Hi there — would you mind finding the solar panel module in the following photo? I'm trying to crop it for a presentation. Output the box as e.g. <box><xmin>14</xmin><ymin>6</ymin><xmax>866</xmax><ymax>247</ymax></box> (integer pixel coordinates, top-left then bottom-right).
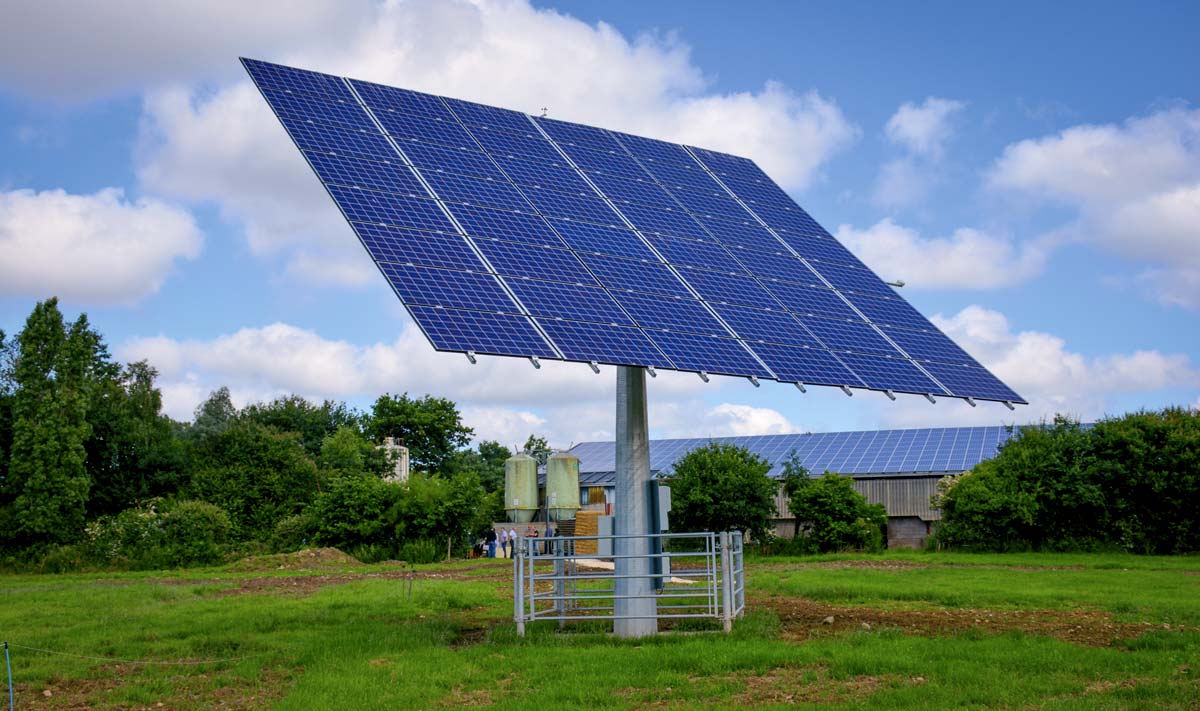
<box><xmin>242</xmin><ymin>58</ymin><xmax>1025</xmax><ymax>406</ymax></box>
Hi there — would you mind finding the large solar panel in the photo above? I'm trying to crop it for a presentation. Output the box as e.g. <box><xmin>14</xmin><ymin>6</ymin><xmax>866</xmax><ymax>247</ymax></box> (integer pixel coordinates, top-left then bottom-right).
<box><xmin>243</xmin><ymin>58</ymin><xmax>1024</xmax><ymax>404</ymax></box>
<box><xmin>569</xmin><ymin>425</ymin><xmax>1028</xmax><ymax>479</ymax></box>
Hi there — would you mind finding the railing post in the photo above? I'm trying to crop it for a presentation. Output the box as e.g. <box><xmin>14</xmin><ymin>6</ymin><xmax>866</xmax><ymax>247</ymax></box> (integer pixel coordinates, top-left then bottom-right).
<box><xmin>720</xmin><ymin>531</ymin><xmax>733</xmax><ymax>633</ymax></box>
<box><xmin>515</xmin><ymin>538</ymin><xmax>526</xmax><ymax>637</ymax></box>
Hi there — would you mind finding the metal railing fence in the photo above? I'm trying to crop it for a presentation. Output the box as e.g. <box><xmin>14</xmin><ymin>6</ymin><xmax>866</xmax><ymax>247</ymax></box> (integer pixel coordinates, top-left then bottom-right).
<box><xmin>514</xmin><ymin>531</ymin><xmax>744</xmax><ymax>635</ymax></box>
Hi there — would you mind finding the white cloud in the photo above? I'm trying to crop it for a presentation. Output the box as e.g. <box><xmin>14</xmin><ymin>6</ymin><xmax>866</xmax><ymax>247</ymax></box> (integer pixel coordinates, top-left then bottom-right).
<box><xmin>835</xmin><ymin>218</ymin><xmax>1049</xmax><ymax>289</ymax></box>
<box><xmin>988</xmin><ymin>107</ymin><xmax>1200</xmax><ymax>308</ymax></box>
<box><xmin>878</xmin><ymin>305</ymin><xmax>1200</xmax><ymax>427</ymax></box>
<box><xmin>885</xmin><ymin>97</ymin><xmax>965</xmax><ymax>159</ymax></box>
<box><xmin>874</xmin><ymin>97</ymin><xmax>965</xmax><ymax>207</ymax></box>
<box><xmin>0</xmin><ymin>188</ymin><xmax>202</xmax><ymax>304</ymax></box>
<box><xmin>136</xmin><ymin>0</ymin><xmax>856</xmax><ymax>285</ymax></box>
<box><xmin>0</xmin><ymin>0</ymin><xmax>372</xmax><ymax>101</ymax></box>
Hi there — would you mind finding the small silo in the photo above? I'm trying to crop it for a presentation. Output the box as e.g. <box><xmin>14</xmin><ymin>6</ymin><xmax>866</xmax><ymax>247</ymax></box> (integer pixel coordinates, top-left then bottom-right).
<box><xmin>504</xmin><ymin>453</ymin><xmax>538</xmax><ymax>523</ymax></box>
<box><xmin>545</xmin><ymin>451</ymin><xmax>581</xmax><ymax>521</ymax></box>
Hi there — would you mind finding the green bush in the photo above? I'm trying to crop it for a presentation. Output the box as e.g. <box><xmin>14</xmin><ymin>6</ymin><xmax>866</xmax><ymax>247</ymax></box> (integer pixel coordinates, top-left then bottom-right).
<box><xmin>667</xmin><ymin>442</ymin><xmax>778</xmax><ymax>540</ymax></box>
<box><xmin>84</xmin><ymin>499</ymin><xmax>232</xmax><ymax>569</ymax></box>
<box><xmin>349</xmin><ymin>542</ymin><xmax>395</xmax><ymax>564</ymax></box>
<box><xmin>398</xmin><ymin>538</ymin><xmax>443</xmax><ymax>564</ymax></box>
<box><xmin>787</xmin><ymin>472</ymin><xmax>887</xmax><ymax>553</ymax></box>
<box><xmin>272</xmin><ymin>513</ymin><xmax>315</xmax><ymax>552</ymax></box>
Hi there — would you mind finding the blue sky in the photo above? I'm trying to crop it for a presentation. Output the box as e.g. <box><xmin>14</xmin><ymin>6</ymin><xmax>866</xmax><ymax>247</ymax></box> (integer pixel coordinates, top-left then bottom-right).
<box><xmin>1</xmin><ymin>0</ymin><xmax>1197</xmax><ymax>448</ymax></box>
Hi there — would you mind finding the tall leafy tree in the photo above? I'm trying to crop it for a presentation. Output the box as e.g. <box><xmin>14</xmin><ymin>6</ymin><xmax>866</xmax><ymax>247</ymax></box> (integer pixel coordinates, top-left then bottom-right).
<box><xmin>242</xmin><ymin>395</ymin><xmax>360</xmax><ymax>458</ymax></box>
<box><xmin>444</xmin><ymin>440</ymin><xmax>510</xmax><ymax>493</ymax></box>
<box><xmin>188</xmin><ymin>386</ymin><xmax>237</xmax><ymax>441</ymax></box>
<box><xmin>365</xmin><ymin>393</ymin><xmax>472</xmax><ymax>473</ymax></box>
<box><xmin>667</xmin><ymin>442</ymin><xmax>778</xmax><ymax>540</ymax></box>
<box><xmin>0</xmin><ymin>299</ymin><xmax>93</xmax><ymax>548</ymax></box>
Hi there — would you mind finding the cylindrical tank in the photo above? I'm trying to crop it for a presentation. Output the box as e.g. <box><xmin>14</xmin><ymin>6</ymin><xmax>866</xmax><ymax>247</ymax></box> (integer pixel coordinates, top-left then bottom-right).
<box><xmin>545</xmin><ymin>451</ymin><xmax>581</xmax><ymax>521</ymax></box>
<box><xmin>504</xmin><ymin>453</ymin><xmax>538</xmax><ymax>523</ymax></box>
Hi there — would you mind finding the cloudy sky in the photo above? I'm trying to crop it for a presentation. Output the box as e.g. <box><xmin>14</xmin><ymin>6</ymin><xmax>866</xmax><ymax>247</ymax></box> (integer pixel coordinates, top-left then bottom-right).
<box><xmin>1</xmin><ymin>0</ymin><xmax>1197</xmax><ymax>448</ymax></box>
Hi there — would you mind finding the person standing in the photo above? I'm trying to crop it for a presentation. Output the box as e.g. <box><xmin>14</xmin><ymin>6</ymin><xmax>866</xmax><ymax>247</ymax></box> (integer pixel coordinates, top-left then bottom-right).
<box><xmin>499</xmin><ymin>527</ymin><xmax>510</xmax><ymax>558</ymax></box>
<box><xmin>508</xmin><ymin>527</ymin><xmax>518</xmax><ymax>558</ymax></box>
<box><xmin>485</xmin><ymin>527</ymin><xmax>498</xmax><ymax>558</ymax></box>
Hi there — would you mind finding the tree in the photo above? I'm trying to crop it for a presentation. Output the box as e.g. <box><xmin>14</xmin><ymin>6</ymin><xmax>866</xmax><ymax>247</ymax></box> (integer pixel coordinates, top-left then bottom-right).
<box><xmin>187</xmin><ymin>420</ymin><xmax>320</xmax><ymax>539</ymax></box>
<box><xmin>242</xmin><ymin>395</ymin><xmax>360</xmax><ymax>458</ymax></box>
<box><xmin>666</xmin><ymin>442</ymin><xmax>777</xmax><ymax>540</ymax></box>
<box><xmin>779</xmin><ymin>452</ymin><xmax>811</xmax><ymax>538</ymax></box>
<box><xmin>0</xmin><ymin>299</ymin><xmax>93</xmax><ymax>549</ymax></box>
<box><xmin>0</xmin><ymin>330</ymin><xmax>15</xmax><ymax>504</ymax></box>
<box><xmin>787</xmin><ymin>472</ymin><xmax>887</xmax><ymax>553</ymax></box>
<box><xmin>523</xmin><ymin>434</ymin><xmax>551</xmax><ymax>465</ymax></box>
<box><xmin>444</xmin><ymin>440</ymin><xmax>510</xmax><ymax>493</ymax></box>
<box><xmin>318</xmin><ymin>425</ymin><xmax>391</xmax><ymax>478</ymax></box>
<box><xmin>189</xmin><ymin>387</ymin><xmax>237</xmax><ymax>441</ymax></box>
<box><xmin>365</xmin><ymin>393</ymin><xmax>472</xmax><ymax>473</ymax></box>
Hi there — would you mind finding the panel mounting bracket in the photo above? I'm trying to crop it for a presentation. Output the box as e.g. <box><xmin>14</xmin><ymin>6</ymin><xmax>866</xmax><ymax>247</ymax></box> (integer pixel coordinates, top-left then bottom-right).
<box><xmin>698</xmin><ymin>371</ymin><xmax>710</xmax><ymax>383</ymax></box>
<box><xmin>794</xmin><ymin>382</ymin><xmax>807</xmax><ymax>393</ymax></box>
<box><xmin>465</xmin><ymin>351</ymin><xmax>477</xmax><ymax>365</ymax></box>
<box><xmin>646</xmin><ymin>365</ymin><xmax>657</xmax><ymax>378</ymax></box>
<box><xmin>883</xmin><ymin>390</ymin><xmax>896</xmax><ymax>401</ymax></box>
<box><xmin>840</xmin><ymin>385</ymin><xmax>853</xmax><ymax>397</ymax></box>
<box><xmin>924</xmin><ymin>393</ymin><xmax>937</xmax><ymax>404</ymax></box>
<box><xmin>1003</xmin><ymin>400</ymin><xmax>1015</xmax><ymax>411</ymax></box>
<box><xmin>748</xmin><ymin>376</ymin><xmax>760</xmax><ymax>387</ymax></box>
<box><xmin>529</xmin><ymin>356</ymin><xmax>541</xmax><ymax>370</ymax></box>
<box><xmin>588</xmin><ymin>361</ymin><xmax>600</xmax><ymax>374</ymax></box>
<box><xmin>965</xmin><ymin>397</ymin><xmax>977</xmax><ymax>408</ymax></box>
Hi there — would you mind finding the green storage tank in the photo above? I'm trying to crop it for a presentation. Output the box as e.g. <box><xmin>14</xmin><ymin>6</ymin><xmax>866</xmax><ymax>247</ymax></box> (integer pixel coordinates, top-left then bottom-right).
<box><xmin>504</xmin><ymin>453</ymin><xmax>538</xmax><ymax>523</ymax></box>
<box><xmin>546</xmin><ymin>451</ymin><xmax>581</xmax><ymax>521</ymax></box>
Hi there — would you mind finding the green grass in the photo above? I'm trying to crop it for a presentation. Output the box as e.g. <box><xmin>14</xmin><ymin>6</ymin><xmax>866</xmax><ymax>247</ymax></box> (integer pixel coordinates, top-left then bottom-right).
<box><xmin>1</xmin><ymin>552</ymin><xmax>1197</xmax><ymax>709</ymax></box>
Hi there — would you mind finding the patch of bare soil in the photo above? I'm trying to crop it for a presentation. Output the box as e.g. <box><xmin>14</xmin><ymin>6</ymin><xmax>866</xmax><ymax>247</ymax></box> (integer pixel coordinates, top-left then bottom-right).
<box><xmin>225</xmin><ymin>547</ymin><xmax>362</xmax><ymax>572</ymax></box>
<box><xmin>615</xmin><ymin>665</ymin><xmax>921</xmax><ymax>708</ymax></box>
<box><xmin>755</xmin><ymin>595</ymin><xmax>1191</xmax><ymax>647</ymax></box>
<box><xmin>16</xmin><ymin>666</ymin><xmax>294</xmax><ymax>710</ymax></box>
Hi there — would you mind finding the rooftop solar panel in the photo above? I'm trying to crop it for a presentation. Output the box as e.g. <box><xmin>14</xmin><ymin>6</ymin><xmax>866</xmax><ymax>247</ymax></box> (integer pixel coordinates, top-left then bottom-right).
<box><xmin>244</xmin><ymin>57</ymin><xmax>1025</xmax><ymax>404</ymax></box>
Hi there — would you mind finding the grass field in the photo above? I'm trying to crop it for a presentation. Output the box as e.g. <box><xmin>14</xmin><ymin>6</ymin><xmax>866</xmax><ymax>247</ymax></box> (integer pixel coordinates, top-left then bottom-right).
<box><xmin>1</xmin><ymin>550</ymin><xmax>1197</xmax><ymax>709</ymax></box>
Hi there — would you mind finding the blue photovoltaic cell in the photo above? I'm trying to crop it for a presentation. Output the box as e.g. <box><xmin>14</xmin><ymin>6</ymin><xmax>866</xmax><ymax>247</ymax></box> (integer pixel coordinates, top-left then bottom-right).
<box><xmin>614</xmin><ymin>132</ymin><xmax>695</xmax><ymax>165</ymax></box>
<box><xmin>350</xmin><ymin>79</ymin><xmax>454</xmax><ymax>119</ymax></box>
<box><xmin>306</xmin><ymin>151</ymin><xmax>427</xmax><ymax>197</ymax></box>
<box><xmin>748</xmin><ymin>342</ymin><xmax>863</xmax><ymax>386</ymax></box>
<box><xmin>837</xmin><ymin>352</ymin><xmax>944</xmax><ymax>394</ymax></box>
<box><xmin>278</xmin><ymin>118</ymin><xmax>396</xmax><ymax>162</ymax></box>
<box><xmin>326</xmin><ymin>185</ymin><xmax>457</xmax><ymax>233</ymax></box>
<box><xmin>399</xmin><ymin>142</ymin><xmax>504</xmax><ymax>180</ymax></box>
<box><xmin>446</xmin><ymin>204</ymin><xmax>564</xmax><ymax>247</ymax></box>
<box><xmin>611</xmin><ymin>291</ymin><xmax>728</xmax><ymax>336</ymax></box>
<box><xmin>246</xmin><ymin>59</ymin><xmax>1024</xmax><ymax>404</ymax></box>
<box><xmin>732</xmin><ymin>249</ymin><xmax>821</xmax><ymax>286</ymax></box>
<box><xmin>351</xmin><ymin>223</ymin><xmax>485</xmax><ymax>272</ymax></box>
<box><xmin>675</xmin><ymin>267</ymin><xmax>779</xmax><ymax>309</ymax></box>
<box><xmin>646</xmin><ymin>331</ymin><xmax>770</xmax><ymax>378</ymax></box>
<box><xmin>921</xmin><ymin>362</ymin><xmax>1021</xmax><ymax>402</ymax></box>
<box><xmin>807</xmin><ymin>261</ymin><xmax>895</xmax><ymax>296</ymax></box>
<box><xmin>245</xmin><ymin>59</ymin><xmax>352</xmax><ymax>101</ymax></box>
<box><xmin>671</xmin><ymin>189</ymin><xmax>749</xmax><ymax>221</ymax></box>
<box><xmin>765</xmin><ymin>282</ymin><xmax>859</xmax><ymax>319</ymax></box>
<box><xmin>615</xmin><ymin>202</ymin><xmax>709</xmax><ymax>240</ymax></box>
<box><xmin>445</xmin><ymin>97</ymin><xmax>533</xmax><ymax>133</ymax></box>
<box><xmin>798</xmin><ymin>316</ymin><xmax>904</xmax><ymax>357</ymax></box>
<box><xmin>547</xmin><ymin>220</ymin><xmax>657</xmax><ymax>260</ymax></box>
<box><xmin>422</xmin><ymin>171</ymin><xmax>530</xmax><ymax>211</ymax></box>
<box><xmin>468</xmin><ymin>126</ymin><xmax>560</xmax><ymax>162</ymax></box>
<box><xmin>408</xmin><ymin>306</ymin><xmax>556</xmax><ymax>357</ymax></box>
<box><xmin>521</xmin><ymin>185</ymin><xmax>619</xmax><ymax>224</ymax></box>
<box><xmin>379</xmin><ymin>263</ymin><xmax>519</xmax><ymax>312</ymax></box>
<box><xmin>473</xmin><ymin>239</ymin><xmax>596</xmax><ymax>285</ymax></box>
<box><xmin>845</xmin><ymin>293</ymin><xmax>933</xmax><ymax>330</ymax></box>
<box><xmin>646</xmin><ymin>234</ymin><xmax>746</xmax><ymax>273</ymax></box>
<box><xmin>537</xmin><ymin>319</ymin><xmax>672</xmax><ymax>367</ymax></box>
<box><xmin>261</xmin><ymin>88</ymin><xmax>375</xmax><ymax>130</ymax></box>
<box><xmin>376</xmin><ymin>111</ymin><xmax>475</xmax><ymax>150</ymax></box>
<box><xmin>507</xmin><ymin>279</ymin><xmax>632</xmax><ymax>325</ymax></box>
<box><xmin>565</xmin><ymin>144</ymin><xmax>648</xmax><ymax>179</ymax></box>
<box><xmin>884</xmin><ymin>327</ymin><xmax>976</xmax><ymax>365</ymax></box>
<box><xmin>699</xmin><ymin>218</ymin><xmax>785</xmax><ymax>252</ymax></box>
<box><xmin>495</xmin><ymin>155</ymin><xmax>592</xmax><ymax>194</ymax></box>
<box><xmin>535</xmin><ymin>117</ymin><xmax>623</xmax><ymax>153</ymax></box>
<box><xmin>709</xmin><ymin>303</ymin><xmax>820</xmax><ymax>347</ymax></box>
<box><xmin>576</xmin><ymin>253</ymin><xmax>692</xmax><ymax>298</ymax></box>
<box><xmin>586</xmin><ymin>172</ymin><xmax>676</xmax><ymax>209</ymax></box>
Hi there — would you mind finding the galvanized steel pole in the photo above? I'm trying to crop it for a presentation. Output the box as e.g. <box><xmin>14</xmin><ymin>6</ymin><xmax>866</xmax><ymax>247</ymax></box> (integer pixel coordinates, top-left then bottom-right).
<box><xmin>613</xmin><ymin>366</ymin><xmax>657</xmax><ymax>637</ymax></box>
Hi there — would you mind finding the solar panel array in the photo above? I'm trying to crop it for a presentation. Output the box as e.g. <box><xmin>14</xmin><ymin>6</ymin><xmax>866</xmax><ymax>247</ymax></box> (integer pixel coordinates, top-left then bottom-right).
<box><xmin>243</xmin><ymin>58</ymin><xmax>1024</xmax><ymax>404</ymax></box>
<box><xmin>569</xmin><ymin>426</ymin><xmax>1022</xmax><ymax>480</ymax></box>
